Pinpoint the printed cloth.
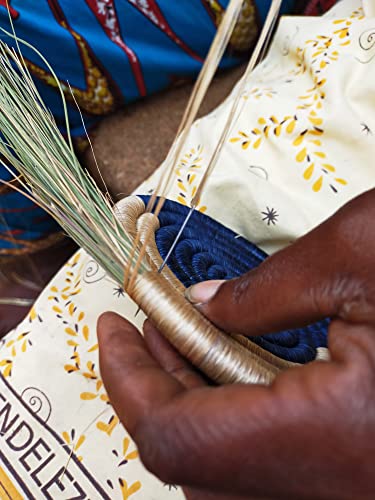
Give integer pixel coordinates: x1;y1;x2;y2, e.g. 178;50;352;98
1;0;375;498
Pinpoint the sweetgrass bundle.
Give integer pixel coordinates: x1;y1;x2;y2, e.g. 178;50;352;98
0;36;148;283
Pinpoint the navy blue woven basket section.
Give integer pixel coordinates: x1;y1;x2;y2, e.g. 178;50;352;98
140;196;329;363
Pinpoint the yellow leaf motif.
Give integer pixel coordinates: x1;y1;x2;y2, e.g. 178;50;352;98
335;178;348;185
309;129;323;136
80;392;97;401
75;435;86;450
334;28;349;39
296;148;307;162
83;325;89;342
313;176;323;192
309;116;323;126
119;478;141;500
293;134;305;147
72;252;81;265
286;120;296;134
177;196;187;206
64;364;79;374
96;415;119;436
123;437;139;461
274;125;282;137
0;359;12;378
253;137;262;149
62;431;71;444
303;164;315;180
312;50;323;58
177;181;187;193
323;164;335;172
188;174;196;185
123;438;131;456
29;307;37;321
18;332;28;340
314;152;326;159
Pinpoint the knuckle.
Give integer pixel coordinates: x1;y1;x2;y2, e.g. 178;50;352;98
231;273;253;306
309;265;372;322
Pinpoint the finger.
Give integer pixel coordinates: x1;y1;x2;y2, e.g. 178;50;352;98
186;191;375;336
143;320;207;389
97;312;184;433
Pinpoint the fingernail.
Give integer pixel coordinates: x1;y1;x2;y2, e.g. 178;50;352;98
185;280;224;305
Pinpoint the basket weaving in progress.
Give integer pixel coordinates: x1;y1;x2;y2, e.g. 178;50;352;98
0;0;374;498
116;194;330;385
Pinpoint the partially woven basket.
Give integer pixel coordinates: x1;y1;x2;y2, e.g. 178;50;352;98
117;196;330;386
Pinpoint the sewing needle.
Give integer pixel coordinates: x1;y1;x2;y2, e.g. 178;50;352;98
158;205;195;274
134;205;195;318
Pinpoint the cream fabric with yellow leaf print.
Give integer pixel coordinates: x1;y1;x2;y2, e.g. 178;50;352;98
138;0;375;255
1;1;375;498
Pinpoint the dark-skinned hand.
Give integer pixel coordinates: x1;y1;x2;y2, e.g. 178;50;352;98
98;188;375;500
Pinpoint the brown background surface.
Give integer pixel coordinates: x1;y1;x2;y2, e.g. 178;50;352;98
84;65;245;197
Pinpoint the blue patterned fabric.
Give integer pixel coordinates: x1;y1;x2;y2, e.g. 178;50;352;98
0;0;295;255
140;196;330;364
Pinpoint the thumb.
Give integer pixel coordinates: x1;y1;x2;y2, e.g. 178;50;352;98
185;199;369;337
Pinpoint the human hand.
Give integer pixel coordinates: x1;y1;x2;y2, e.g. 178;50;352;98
98;189;375;500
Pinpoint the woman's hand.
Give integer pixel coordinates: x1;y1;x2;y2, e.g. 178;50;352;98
98;189;375;500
